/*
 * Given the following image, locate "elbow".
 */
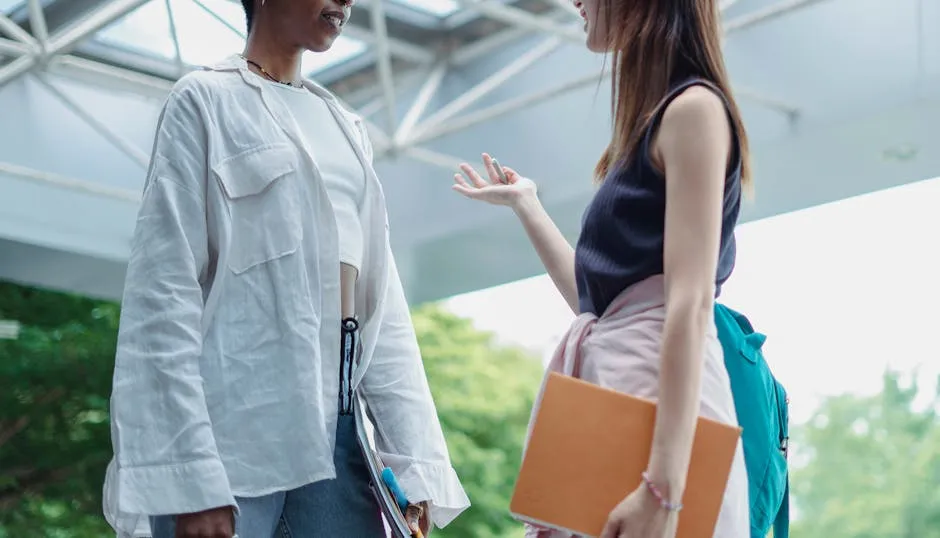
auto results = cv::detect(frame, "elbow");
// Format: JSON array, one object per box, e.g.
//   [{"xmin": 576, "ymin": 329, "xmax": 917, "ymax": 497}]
[{"xmin": 664, "ymin": 282, "xmax": 715, "ymax": 327}]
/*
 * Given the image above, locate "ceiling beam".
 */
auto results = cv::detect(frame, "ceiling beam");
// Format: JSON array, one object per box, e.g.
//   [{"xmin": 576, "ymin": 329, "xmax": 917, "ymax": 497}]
[
  {"xmin": 394, "ymin": 61, "xmax": 447, "ymax": 145},
  {"xmin": 46, "ymin": 0, "xmax": 150, "ymax": 56},
  {"xmin": 407, "ymin": 69, "xmax": 606, "ymax": 146},
  {"xmin": 369, "ymin": 0, "xmax": 398, "ymax": 134},
  {"xmin": 455, "ymin": 0, "xmax": 583, "ymax": 42},
  {"xmin": 0, "ymin": 0, "xmax": 150, "ymax": 88},
  {"xmin": 35, "ymin": 72, "xmax": 150, "ymax": 167},
  {"xmin": 0, "ymin": 36, "xmax": 31, "ymax": 55},
  {"xmin": 26, "ymin": 0, "xmax": 49, "ymax": 53},
  {"xmin": 0, "ymin": 12, "xmax": 37, "ymax": 48},
  {"xmin": 724, "ymin": 0, "xmax": 832, "ymax": 33},
  {"xmin": 0, "ymin": 160, "xmax": 140, "ymax": 203},
  {"xmin": 410, "ymin": 36, "xmax": 563, "ymax": 142},
  {"xmin": 342, "ymin": 23, "xmax": 435, "ymax": 65},
  {"xmin": 0, "ymin": 53, "xmax": 35, "ymax": 86}
]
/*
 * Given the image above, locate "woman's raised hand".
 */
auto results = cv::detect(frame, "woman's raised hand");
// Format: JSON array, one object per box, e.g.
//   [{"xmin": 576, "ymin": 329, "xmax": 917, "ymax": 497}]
[{"xmin": 453, "ymin": 153, "xmax": 537, "ymax": 209}]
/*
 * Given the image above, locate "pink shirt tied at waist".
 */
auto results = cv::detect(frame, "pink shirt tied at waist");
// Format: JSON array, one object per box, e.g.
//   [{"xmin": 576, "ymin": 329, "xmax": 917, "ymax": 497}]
[
  {"xmin": 519, "ymin": 274, "xmax": 747, "ymax": 538},
  {"xmin": 527, "ymin": 274, "xmax": 670, "ymax": 440}
]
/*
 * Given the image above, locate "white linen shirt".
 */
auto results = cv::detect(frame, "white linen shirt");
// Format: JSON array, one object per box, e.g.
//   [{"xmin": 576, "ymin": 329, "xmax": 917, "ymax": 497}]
[{"xmin": 103, "ymin": 55, "xmax": 469, "ymax": 537}]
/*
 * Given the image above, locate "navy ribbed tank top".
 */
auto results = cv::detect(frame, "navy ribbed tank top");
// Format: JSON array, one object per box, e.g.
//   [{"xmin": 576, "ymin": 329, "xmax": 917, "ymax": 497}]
[{"xmin": 574, "ymin": 78, "xmax": 743, "ymax": 316}]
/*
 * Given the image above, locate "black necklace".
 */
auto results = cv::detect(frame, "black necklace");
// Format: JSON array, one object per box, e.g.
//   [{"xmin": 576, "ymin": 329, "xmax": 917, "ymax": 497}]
[{"xmin": 242, "ymin": 56, "xmax": 301, "ymax": 88}]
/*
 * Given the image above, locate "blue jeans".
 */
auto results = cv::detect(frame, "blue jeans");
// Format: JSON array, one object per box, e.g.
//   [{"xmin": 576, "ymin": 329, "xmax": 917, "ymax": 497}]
[{"xmin": 150, "ymin": 416, "xmax": 384, "ymax": 537}]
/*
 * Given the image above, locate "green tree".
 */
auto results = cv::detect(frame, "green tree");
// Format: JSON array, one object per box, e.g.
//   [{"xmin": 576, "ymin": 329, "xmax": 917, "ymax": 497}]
[
  {"xmin": 791, "ymin": 370, "xmax": 940, "ymax": 538},
  {"xmin": 0, "ymin": 283, "xmax": 116, "ymax": 537},
  {"xmin": 0, "ymin": 283, "xmax": 543, "ymax": 538},
  {"xmin": 413, "ymin": 304, "xmax": 543, "ymax": 538}
]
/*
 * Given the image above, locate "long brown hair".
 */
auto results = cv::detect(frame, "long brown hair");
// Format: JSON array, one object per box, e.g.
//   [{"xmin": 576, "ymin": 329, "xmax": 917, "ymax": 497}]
[{"xmin": 593, "ymin": 0, "xmax": 751, "ymax": 189}]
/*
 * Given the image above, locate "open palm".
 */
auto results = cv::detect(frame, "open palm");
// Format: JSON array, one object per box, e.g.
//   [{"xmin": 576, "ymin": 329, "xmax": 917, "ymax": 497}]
[{"xmin": 453, "ymin": 153, "xmax": 537, "ymax": 208}]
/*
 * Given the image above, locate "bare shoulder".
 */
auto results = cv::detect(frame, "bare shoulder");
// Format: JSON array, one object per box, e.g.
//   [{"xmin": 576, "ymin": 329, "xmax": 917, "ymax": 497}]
[
  {"xmin": 652, "ymin": 85, "xmax": 733, "ymax": 179},
  {"xmin": 659, "ymin": 85, "xmax": 729, "ymax": 139}
]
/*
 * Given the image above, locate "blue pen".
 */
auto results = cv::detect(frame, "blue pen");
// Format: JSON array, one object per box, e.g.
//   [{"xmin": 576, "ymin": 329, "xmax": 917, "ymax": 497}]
[
  {"xmin": 382, "ymin": 468, "xmax": 425, "ymax": 537},
  {"xmin": 381, "ymin": 467, "xmax": 410, "ymax": 513}
]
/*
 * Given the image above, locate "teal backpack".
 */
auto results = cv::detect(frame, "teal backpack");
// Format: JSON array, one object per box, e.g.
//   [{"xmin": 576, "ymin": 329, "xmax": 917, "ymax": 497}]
[{"xmin": 714, "ymin": 304, "xmax": 790, "ymax": 538}]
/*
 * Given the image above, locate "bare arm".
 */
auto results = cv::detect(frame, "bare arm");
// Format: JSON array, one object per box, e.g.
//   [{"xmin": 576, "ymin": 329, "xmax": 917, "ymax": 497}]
[
  {"xmin": 511, "ymin": 193, "xmax": 579, "ymax": 313},
  {"xmin": 454, "ymin": 153, "xmax": 579, "ymax": 314},
  {"xmin": 646, "ymin": 87, "xmax": 732, "ymax": 498}
]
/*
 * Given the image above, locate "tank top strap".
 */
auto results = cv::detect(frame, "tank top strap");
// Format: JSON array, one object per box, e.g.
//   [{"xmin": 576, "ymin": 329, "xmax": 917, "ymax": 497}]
[{"xmin": 640, "ymin": 78, "xmax": 741, "ymax": 175}]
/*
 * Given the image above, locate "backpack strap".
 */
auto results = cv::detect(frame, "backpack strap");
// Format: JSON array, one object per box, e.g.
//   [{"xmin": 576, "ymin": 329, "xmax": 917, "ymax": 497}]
[
  {"xmin": 774, "ymin": 380, "xmax": 790, "ymax": 538},
  {"xmin": 774, "ymin": 478, "xmax": 789, "ymax": 538}
]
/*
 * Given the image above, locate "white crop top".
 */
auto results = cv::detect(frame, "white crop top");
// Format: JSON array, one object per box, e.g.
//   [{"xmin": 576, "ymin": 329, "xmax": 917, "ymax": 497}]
[{"xmin": 269, "ymin": 81, "xmax": 365, "ymax": 271}]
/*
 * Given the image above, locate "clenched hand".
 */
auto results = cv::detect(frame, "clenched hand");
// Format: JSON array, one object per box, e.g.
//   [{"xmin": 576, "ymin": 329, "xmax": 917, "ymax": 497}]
[
  {"xmin": 405, "ymin": 501, "xmax": 431, "ymax": 536},
  {"xmin": 175, "ymin": 506, "xmax": 235, "ymax": 538}
]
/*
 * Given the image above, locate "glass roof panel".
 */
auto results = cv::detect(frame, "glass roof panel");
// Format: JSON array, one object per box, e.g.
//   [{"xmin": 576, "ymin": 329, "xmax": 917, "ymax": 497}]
[
  {"xmin": 96, "ymin": 0, "xmax": 177, "ymax": 60},
  {"xmin": 95, "ymin": 0, "xmax": 368, "ymax": 76},
  {"xmin": 0, "ymin": 0, "xmax": 22, "ymax": 13},
  {"xmin": 172, "ymin": 0, "xmax": 245, "ymax": 67},
  {"xmin": 393, "ymin": 0, "xmax": 461, "ymax": 16}
]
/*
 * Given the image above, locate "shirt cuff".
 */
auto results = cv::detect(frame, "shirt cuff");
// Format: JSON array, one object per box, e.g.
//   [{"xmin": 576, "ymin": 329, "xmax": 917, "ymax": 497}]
[
  {"xmin": 117, "ymin": 456, "xmax": 236, "ymax": 517},
  {"xmin": 377, "ymin": 452, "xmax": 471, "ymax": 529}
]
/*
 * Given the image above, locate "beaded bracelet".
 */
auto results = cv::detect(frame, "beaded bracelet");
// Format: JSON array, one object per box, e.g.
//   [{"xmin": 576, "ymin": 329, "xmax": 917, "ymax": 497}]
[{"xmin": 641, "ymin": 471, "xmax": 683, "ymax": 512}]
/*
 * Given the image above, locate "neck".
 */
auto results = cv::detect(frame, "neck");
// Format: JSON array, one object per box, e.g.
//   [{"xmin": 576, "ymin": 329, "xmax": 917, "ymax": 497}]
[{"xmin": 243, "ymin": 24, "xmax": 303, "ymax": 83}]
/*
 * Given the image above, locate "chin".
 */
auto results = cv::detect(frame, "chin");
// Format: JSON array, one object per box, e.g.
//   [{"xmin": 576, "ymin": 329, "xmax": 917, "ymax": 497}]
[
  {"xmin": 582, "ymin": 25, "xmax": 607, "ymax": 53},
  {"xmin": 586, "ymin": 36, "xmax": 607, "ymax": 53},
  {"xmin": 306, "ymin": 37, "xmax": 337, "ymax": 54}
]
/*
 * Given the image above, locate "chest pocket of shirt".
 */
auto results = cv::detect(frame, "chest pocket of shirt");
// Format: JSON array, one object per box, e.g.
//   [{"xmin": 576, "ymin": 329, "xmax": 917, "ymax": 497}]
[{"xmin": 213, "ymin": 144, "xmax": 303, "ymax": 274}]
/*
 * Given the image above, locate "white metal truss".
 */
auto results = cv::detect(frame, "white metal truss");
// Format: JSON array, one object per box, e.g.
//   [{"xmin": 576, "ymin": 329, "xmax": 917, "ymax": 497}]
[{"xmin": 0, "ymin": 0, "xmax": 824, "ymax": 200}]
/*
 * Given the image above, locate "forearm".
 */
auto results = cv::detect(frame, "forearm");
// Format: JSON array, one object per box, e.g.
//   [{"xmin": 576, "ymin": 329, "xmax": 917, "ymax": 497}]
[
  {"xmin": 512, "ymin": 194, "xmax": 579, "ymax": 313},
  {"xmin": 647, "ymin": 297, "xmax": 711, "ymax": 498}
]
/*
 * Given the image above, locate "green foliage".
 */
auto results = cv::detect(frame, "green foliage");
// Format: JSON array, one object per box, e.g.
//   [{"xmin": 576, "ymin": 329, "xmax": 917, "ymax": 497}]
[
  {"xmin": 0, "ymin": 283, "xmax": 117, "ymax": 537},
  {"xmin": 0, "ymin": 283, "xmax": 542, "ymax": 538},
  {"xmin": 412, "ymin": 304, "xmax": 543, "ymax": 538},
  {"xmin": 791, "ymin": 370, "xmax": 940, "ymax": 538}
]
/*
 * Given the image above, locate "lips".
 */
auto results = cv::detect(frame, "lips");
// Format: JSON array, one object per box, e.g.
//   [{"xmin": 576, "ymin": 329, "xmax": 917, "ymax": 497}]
[
  {"xmin": 322, "ymin": 10, "xmax": 346, "ymax": 31},
  {"xmin": 572, "ymin": 0, "xmax": 587, "ymax": 21}
]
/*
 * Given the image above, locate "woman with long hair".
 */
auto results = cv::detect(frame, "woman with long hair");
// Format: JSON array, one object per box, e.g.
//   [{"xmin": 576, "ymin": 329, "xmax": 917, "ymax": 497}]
[{"xmin": 452, "ymin": 0, "xmax": 751, "ymax": 536}]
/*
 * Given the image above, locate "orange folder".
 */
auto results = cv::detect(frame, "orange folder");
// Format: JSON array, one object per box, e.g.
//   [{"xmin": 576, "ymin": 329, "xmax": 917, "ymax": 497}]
[{"xmin": 510, "ymin": 373, "xmax": 741, "ymax": 538}]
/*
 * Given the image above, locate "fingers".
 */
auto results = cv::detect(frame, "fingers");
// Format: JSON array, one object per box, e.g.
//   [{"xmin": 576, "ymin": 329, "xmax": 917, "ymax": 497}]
[
  {"xmin": 453, "ymin": 171, "xmax": 481, "ymax": 199},
  {"xmin": 405, "ymin": 504, "xmax": 423, "ymax": 535},
  {"xmin": 482, "ymin": 153, "xmax": 505, "ymax": 184},
  {"xmin": 501, "ymin": 165, "xmax": 520, "ymax": 184},
  {"xmin": 174, "ymin": 509, "xmax": 235, "ymax": 538},
  {"xmin": 458, "ymin": 162, "xmax": 488, "ymax": 188},
  {"xmin": 453, "ymin": 172, "xmax": 472, "ymax": 189},
  {"xmin": 452, "ymin": 183, "xmax": 481, "ymax": 199}
]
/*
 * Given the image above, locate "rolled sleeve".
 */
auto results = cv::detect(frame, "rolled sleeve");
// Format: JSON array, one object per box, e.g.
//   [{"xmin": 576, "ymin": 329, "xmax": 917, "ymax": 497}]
[
  {"xmin": 362, "ymin": 251, "xmax": 470, "ymax": 528},
  {"xmin": 110, "ymin": 82, "xmax": 235, "ymax": 519}
]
